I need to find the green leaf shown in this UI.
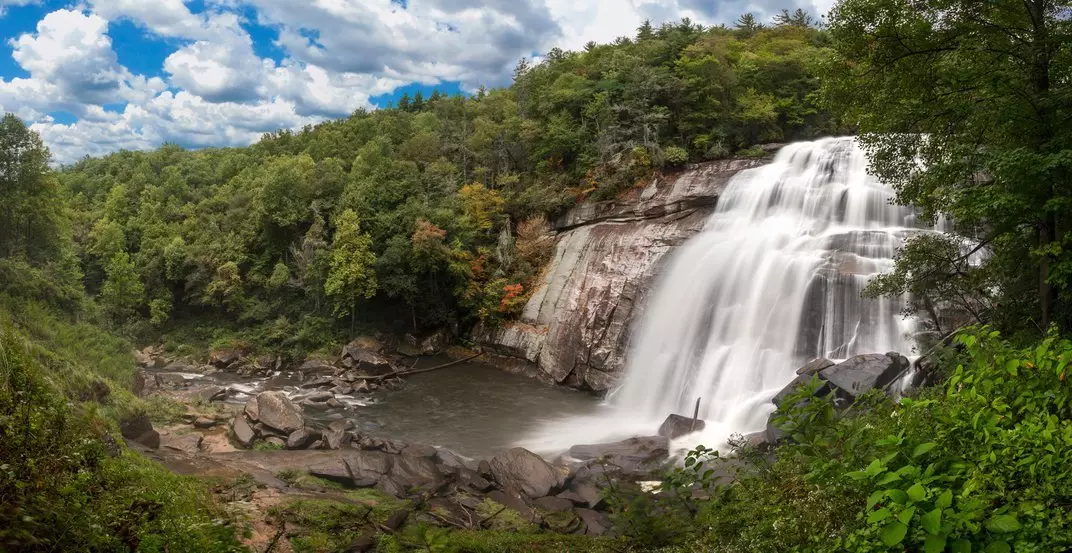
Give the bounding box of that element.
[921,508,942,534]
[951,539,972,553]
[886,489,908,504]
[924,534,947,553]
[880,521,908,546]
[985,515,1022,533]
[984,542,1011,553]
[867,490,884,510]
[897,506,916,525]
[1004,358,1019,375]
[907,483,926,502]
[913,442,938,457]
[846,470,869,481]
[877,472,901,485]
[936,490,953,509]
[866,459,885,476]
[868,507,892,523]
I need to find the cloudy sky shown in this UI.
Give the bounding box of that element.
[0,0,834,164]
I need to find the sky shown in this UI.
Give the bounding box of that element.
[0,0,835,164]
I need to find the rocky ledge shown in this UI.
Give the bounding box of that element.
[474,154,775,392]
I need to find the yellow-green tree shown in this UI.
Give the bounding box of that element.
[325,209,377,323]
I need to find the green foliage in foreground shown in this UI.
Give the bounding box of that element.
[612,327,1072,552]
[0,324,245,552]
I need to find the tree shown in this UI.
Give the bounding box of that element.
[0,114,60,261]
[773,8,814,27]
[735,13,764,37]
[324,209,377,323]
[637,19,654,40]
[100,251,144,319]
[824,0,1072,332]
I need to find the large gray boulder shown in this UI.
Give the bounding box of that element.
[771,374,833,408]
[657,414,705,439]
[820,353,910,401]
[343,348,395,375]
[254,391,304,433]
[286,428,319,450]
[120,413,159,449]
[569,436,670,473]
[231,415,256,447]
[490,447,561,498]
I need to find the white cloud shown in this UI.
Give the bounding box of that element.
[3,0,835,164]
[0,0,39,17]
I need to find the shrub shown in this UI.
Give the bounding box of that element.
[663,146,689,167]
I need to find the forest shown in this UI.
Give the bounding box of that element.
[1,1,1071,551]
[45,16,833,352]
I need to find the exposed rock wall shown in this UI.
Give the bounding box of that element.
[476,157,769,391]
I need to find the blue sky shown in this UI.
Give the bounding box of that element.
[0,0,831,164]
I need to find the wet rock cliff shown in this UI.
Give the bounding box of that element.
[474,156,770,392]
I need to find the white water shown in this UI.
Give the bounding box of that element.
[523,137,928,454]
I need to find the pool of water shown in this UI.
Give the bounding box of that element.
[177,358,603,459]
[350,360,602,458]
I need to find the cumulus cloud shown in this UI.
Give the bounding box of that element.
[2,0,837,164]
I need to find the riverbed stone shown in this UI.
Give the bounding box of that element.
[797,356,835,376]
[120,413,159,449]
[819,352,910,401]
[308,459,352,486]
[303,391,334,403]
[657,414,705,439]
[209,348,243,369]
[323,428,351,450]
[575,508,611,536]
[401,444,437,459]
[193,416,217,429]
[490,447,560,499]
[161,432,202,453]
[255,391,304,433]
[132,370,158,397]
[389,455,443,490]
[569,436,670,473]
[532,495,574,513]
[286,428,319,450]
[265,436,286,448]
[244,396,259,422]
[487,490,538,522]
[344,348,395,375]
[231,415,256,447]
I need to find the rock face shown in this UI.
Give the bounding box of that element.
[569,436,670,473]
[474,157,771,390]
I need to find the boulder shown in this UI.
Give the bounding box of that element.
[197,386,227,403]
[797,357,835,376]
[120,413,159,449]
[308,459,352,486]
[303,391,334,403]
[134,349,153,367]
[302,376,334,389]
[209,348,243,369]
[244,396,260,422]
[265,436,286,448]
[490,447,560,499]
[771,374,832,408]
[345,451,393,483]
[401,444,437,459]
[532,496,574,513]
[434,448,468,471]
[819,352,910,401]
[162,361,199,374]
[255,422,288,439]
[560,481,604,510]
[417,328,450,355]
[299,358,336,374]
[231,415,256,447]
[132,370,158,398]
[344,348,395,376]
[286,428,319,450]
[575,508,611,536]
[342,336,386,356]
[486,490,538,522]
[193,416,217,429]
[389,455,443,490]
[457,468,494,492]
[323,428,351,450]
[657,414,705,439]
[569,436,670,472]
[161,433,203,453]
[254,391,304,433]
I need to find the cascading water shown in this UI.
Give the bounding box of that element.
[523,137,930,452]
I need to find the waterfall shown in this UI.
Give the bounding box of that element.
[523,137,929,453]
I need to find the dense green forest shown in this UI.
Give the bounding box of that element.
[51,18,833,351]
[1,1,1071,551]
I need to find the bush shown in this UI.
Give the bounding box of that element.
[663,146,689,167]
[0,325,243,551]
[628,327,1072,552]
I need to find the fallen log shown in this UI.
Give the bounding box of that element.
[353,352,485,381]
